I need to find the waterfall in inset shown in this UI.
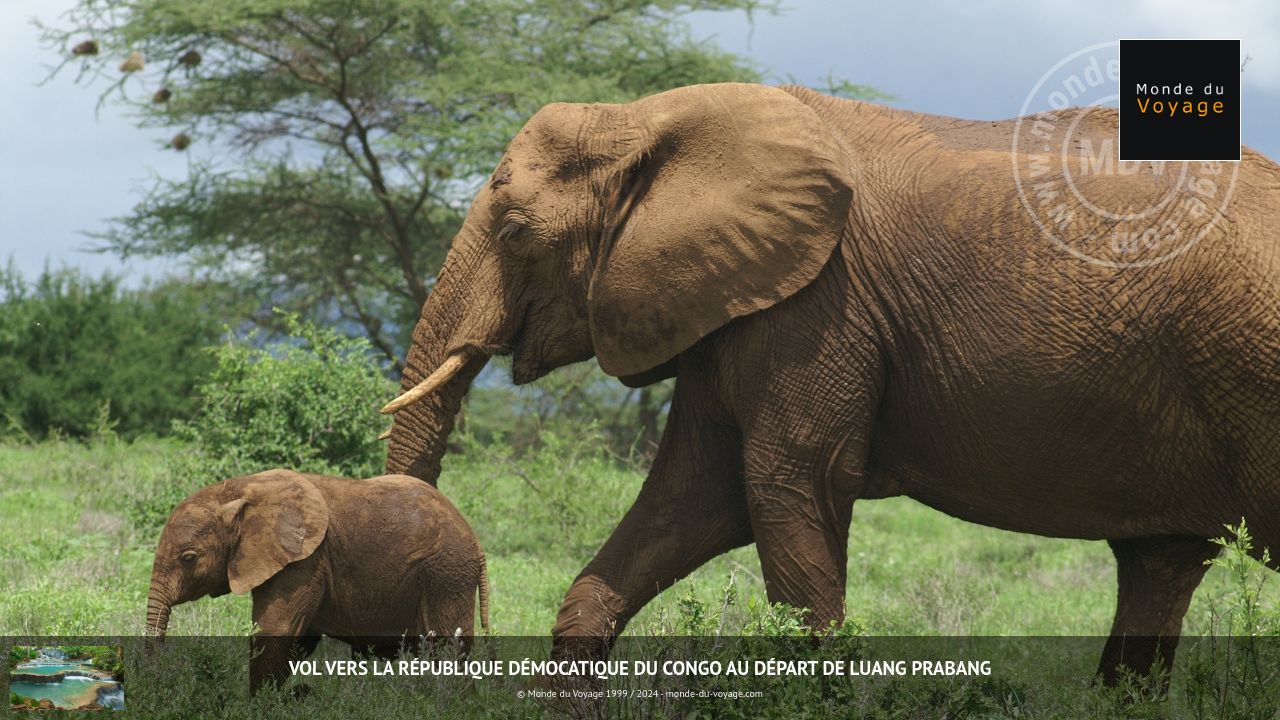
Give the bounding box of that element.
[97,683,126,710]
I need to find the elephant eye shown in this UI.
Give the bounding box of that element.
[180,551,198,565]
[496,221,523,247]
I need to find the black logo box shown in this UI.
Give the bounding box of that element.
[1120,39,1241,161]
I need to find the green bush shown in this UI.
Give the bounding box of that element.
[127,313,394,531]
[0,262,236,440]
[9,646,38,663]
[1180,520,1280,717]
[91,646,123,674]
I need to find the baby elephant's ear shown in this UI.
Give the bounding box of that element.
[220,470,329,594]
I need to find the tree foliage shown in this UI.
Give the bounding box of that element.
[40,0,769,367]
[0,263,238,440]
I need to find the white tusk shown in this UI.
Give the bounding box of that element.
[380,353,468,414]
[377,427,392,441]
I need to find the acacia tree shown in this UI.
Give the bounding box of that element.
[40,0,768,370]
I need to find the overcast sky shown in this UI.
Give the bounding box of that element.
[2,0,1277,284]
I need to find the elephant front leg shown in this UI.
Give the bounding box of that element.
[250,636,299,695]
[249,576,322,695]
[742,460,861,631]
[740,386,875,632]
[551,383,752,659]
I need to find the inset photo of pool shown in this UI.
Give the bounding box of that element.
[9,646,125,711]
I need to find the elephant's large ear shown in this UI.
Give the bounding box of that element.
[588,83,853,377]
[220,470,329,594]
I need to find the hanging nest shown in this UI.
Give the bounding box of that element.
[153,88,172,104]
[169,133,191,151]
[120,51,144,73]
[72,40,99,56]
[178,50,202,68]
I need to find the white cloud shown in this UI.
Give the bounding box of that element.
[1000,0,1280,90]
[1130,0,1279,90]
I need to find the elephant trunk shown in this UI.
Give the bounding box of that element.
[145,591,171,638]
[385,232,497,484]
[478,548,490,633]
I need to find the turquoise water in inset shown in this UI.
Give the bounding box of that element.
[11,657,125,710]
[10,677,121,709]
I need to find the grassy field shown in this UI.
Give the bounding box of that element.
[2,434,1274,638]
[5,436,1280,718]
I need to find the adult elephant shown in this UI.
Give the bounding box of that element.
[381,82,1280,682]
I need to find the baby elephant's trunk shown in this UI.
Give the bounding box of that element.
[146,588,171,638]
[478,549,490,633]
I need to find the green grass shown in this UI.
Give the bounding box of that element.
[0,434,1274,638]
[5,436,1280,718]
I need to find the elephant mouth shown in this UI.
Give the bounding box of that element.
[505,308,545,385]
[510,332,542,385]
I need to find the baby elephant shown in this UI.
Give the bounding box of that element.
[145,469,489,692]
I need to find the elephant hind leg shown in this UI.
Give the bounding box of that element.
[422,588,477,640]
[1098,536,1219,687]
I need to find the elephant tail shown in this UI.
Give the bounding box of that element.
[477,546,490,634]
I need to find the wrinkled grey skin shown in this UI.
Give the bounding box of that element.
[383,81,1280,684]
[146,470,489,693]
